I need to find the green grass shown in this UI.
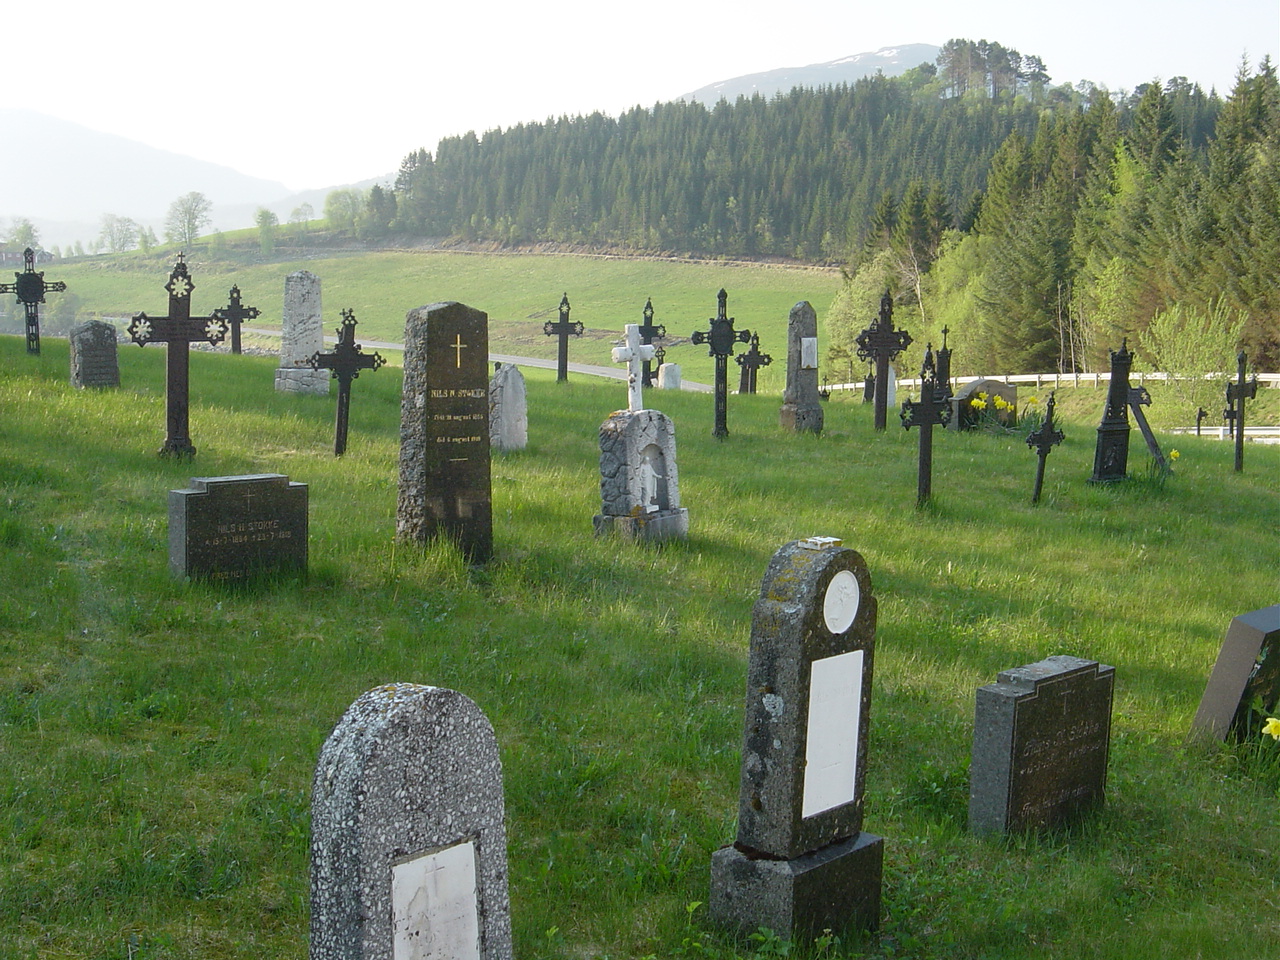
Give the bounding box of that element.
[3,331,1280,959]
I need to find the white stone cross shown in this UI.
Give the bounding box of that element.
[611,323,656,412]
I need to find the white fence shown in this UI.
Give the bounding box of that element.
[827,371,1280,393]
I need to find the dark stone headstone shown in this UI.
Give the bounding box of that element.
[397,302,493,563]
[710,537,883,938]
[1190,605,1280,741]
[1090,342,1133,483]
[69,319,120,388]
[168,473,308,581]
[311,683,513,960]
[969,655,1115,835]
[779,301,823,434]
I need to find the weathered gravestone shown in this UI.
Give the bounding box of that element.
[949,378,1018,431]
[1190,605,1280,741]
[656,362,682,390]
[397,302,493,563]
[488,362,527,452]
[276,270,330,395]
[969,655,1115,835]
[311,683,512,960]
[711,538,883,939]
[69,319,120,388]
[779,301,823,434]
[168,473,308,582]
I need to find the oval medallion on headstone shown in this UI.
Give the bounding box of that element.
[823,569,860,634]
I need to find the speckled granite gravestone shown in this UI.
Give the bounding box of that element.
[1191,605,1280,741]
[969,655,1115,835]
[311,684,512,960]
[276,271,329,395]
[488,362,527,452]
[397,302,493,563]
[69,319,120,388]
[710,537,883,938]
[168,473,307,581]
[779,301,823,433]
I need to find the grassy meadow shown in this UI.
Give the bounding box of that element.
[4,305,1280,957]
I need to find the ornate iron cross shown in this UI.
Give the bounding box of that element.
[691,288,750,438]
[935,325,954,400]
[1225,350,1257,473]
[637,297,666,387]
[735,332,773,395]
[1026,392,1065,504]
[610,323,656,413]
[900,346,951,507]
[127,254,228,457]
[856,291,913,431]
[305,309,386,456]
[543,292,584,382]
[0,248,67,355]
[214,284,261,355]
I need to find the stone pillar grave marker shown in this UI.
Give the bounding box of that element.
[488,362,527,452]
[780,300,823,433]
[276,270,330,395]
[69,319,120,388]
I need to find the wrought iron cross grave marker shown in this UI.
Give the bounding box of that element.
[1225,351,1257,473]
[900,346,951,507]
[214,284,261,355]
[0,248,66,355]
[1026,392,1065,504]
[856,291,912,431]
[543,292,583,382]
[305,308,386,456]
[735,331,773,394]
[127,254,228,457]
[637,297,666,387]
[691,288,750,438]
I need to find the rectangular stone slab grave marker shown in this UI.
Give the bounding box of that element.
[69,319,120,388]
[168,473,307,582]
[710,537,883,939]
[488,362,527,452]
[397,301,493,563]
[1190,605,1280,741]
[276,270,330,395]
[311,683,512,960]
[969,655,1115,835]
[779,301,823,433]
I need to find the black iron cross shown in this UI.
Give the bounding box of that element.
[305,308,386,456]
[856,291,913,431]
[127,254,228,457]
[1027,391,1065,504]
[900,346,951,507]
[0,248,66,355]
[543,292,583,382]
[1225,351,1257,473]
[637,297,666,387]
[735,332,773,394]
[214,285,261,355]
[935,325,954,400]
[691,288,751,439]
[1128,385,1168,474]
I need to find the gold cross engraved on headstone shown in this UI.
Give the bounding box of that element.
[242,487,257,509]
[452,334,467,368]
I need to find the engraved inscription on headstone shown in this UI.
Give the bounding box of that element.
[69,319,120,388]
[397,302,493,563]
[969,655,1115,835]
[392,841,481,960]
[1191,605,1280,741]
[168,473,308,581]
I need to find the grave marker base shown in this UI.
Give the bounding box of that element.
[592,509,689,542]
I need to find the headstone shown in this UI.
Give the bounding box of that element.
[935,326,954,399]
[276,270,329,395]
[691,288,751,438]
[1190,605,1280,741]
[1127,385,1168,473]
[656,363,681,390]
[1089,342,1132,482]
[69,319,120,388]
[780,301,823,434]
[488,363,527,452]
[593,409,688,541]
[610,323,656,413]
[854,292,911,431]
[0,247,66,355]
[710,538,883,939]
[397,301,493,563]
[950,378,1017,431]
[168,473,308,582]
[969,655,1115,835]
[885,365,896,408]
[311,683,512,960]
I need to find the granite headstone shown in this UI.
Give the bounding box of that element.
[1191,605,1280,741]
[950,378,1018,431]
[656,363,682,390]
[779,301,823,434]
[69,319,120,388]
[488,362,527,452]
[276,270,330,395]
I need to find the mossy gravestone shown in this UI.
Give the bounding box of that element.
[1191,605,1280,741]
[311,684,512,960]
[710,537,883,939]
[69,319,119,388]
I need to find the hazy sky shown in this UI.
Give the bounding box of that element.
[16,0,1278,191]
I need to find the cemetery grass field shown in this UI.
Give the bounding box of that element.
[5,333,1280,960]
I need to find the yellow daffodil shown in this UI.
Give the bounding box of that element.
[1264,717,1280,740]
[970,398,987,410]
[1170,449,1181,461]
[1026,395,1039,405]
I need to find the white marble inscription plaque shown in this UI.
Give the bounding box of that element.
[822,569,860,634]
[391,840,481,960]
[801,649,864,818]
[801,336,819,369]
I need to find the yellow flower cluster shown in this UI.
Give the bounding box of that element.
[1170,449,1181,461]
[970,397,987,410]
[992,395,1013,412]
[1264,717,1280,740]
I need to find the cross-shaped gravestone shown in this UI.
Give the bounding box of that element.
[0,247,66,355]
[691,288,750,439]
[935,325,954,399]
[855,291,912,431]
[1027,391,1065,504]
[1225,350,1257,473]
[214,284,261,355]
[1196,406,1209,436]
[127,254,229,458]
[305,308,386,456]
[900,346,951,507]
[1089,340,1132,483]
[637,297,666,387]
[1127,385,1168,473]
[610,323,656,413]
[542,292,583,382]
[735,331,773,394]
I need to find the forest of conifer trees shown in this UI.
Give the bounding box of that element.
[359,40,1278,374]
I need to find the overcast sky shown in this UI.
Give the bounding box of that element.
[14,0,1278,191]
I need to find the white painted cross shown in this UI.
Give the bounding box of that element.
[611,323,656,412]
